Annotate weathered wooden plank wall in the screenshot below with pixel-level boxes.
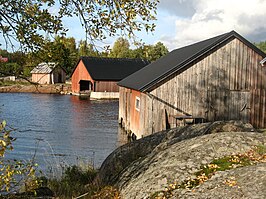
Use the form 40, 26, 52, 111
119, 87, 130, 130
146, 38, 265, 133
251, 89, 266, 128
119, 38, 266, 136
95, 81, 119, 92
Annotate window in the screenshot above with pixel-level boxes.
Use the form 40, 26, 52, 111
135, 97, 140, 111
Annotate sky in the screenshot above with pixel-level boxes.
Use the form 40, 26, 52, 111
1, 0, 266, 52
62, 0, 266, 51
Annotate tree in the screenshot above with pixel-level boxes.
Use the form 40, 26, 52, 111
78, 40, 100, 57
0, 0, 159, 51
255, 41, 266, 53
0, 120, 40, 193
33, 37, 74, 75
128, 42, 169, 61
0, 49, 28, 77
109, 37, 131, 58
147, 42, 169, 62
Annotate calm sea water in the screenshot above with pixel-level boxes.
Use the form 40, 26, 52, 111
0, 93, 125, 177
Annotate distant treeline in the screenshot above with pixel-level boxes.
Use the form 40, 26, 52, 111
0, 37, 168, 78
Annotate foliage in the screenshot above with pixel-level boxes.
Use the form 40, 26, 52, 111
0, 0, 159, 51
108, 38, 169, 61
34, 37, 73, 75
0, 121, 40, 194
255, 41, 266, 53
0, 36, 169, 78
90, 186, 121, 199
46, 164, 122, 199
47, 165, 98, 198
151, 146, 266, 199
147, 42, 169, 62
78, 40, 100, 57
0, 49, 28, 77
109, 37, 131, 58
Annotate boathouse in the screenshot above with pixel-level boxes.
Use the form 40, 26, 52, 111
71, 56, 149, 98
31, 62, 66, 84
118, 31, 266, 138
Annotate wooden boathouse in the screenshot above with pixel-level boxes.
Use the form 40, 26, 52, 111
118, 31, 266, 138
71, 56, 149, 98
31, 62, 66, 84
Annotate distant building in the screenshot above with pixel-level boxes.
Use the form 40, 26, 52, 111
71, 56, 149, 98
118, 31, 266, 138
31, 62, 66, 84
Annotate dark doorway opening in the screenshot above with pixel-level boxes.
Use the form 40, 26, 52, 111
79, 80, 93, 91
58, 73, 63, 83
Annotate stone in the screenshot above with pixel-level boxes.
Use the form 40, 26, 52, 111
95, 121, 266, 199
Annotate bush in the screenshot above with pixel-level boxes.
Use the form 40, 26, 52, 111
0, 120, 40, 195
47, 165, 98, 198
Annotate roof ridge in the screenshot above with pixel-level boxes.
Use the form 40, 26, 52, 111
119, 30, 265, 92
80, 56, 147, 62
139, 31, 233, 91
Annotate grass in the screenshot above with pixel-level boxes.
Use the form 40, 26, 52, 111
0, 80, 31, 86
151, 145, 266, 199
258, 129, 266, 134
1, 163, 120, 199
45, 165, 97, 198
41, 165, 120, 199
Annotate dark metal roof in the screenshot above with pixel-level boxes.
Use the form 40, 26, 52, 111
118, 30, 266, 92
72, 56, 149, 81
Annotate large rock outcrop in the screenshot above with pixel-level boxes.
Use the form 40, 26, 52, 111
96, 121, 266, 198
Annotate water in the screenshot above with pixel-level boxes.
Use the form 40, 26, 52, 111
0, 93, 126, 177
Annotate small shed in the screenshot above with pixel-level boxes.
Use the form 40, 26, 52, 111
71, 56, 149, 95
31, 62, 66, 84
118, 31, 266, 138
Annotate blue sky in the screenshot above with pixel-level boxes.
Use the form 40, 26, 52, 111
1, 0, 266, 51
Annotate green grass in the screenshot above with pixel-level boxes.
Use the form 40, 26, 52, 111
46, 165, 98, 199
0, 80, 31, 86
254, 145, 266, 155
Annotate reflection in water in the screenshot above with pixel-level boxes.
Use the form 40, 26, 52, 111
0, 93, 127, 177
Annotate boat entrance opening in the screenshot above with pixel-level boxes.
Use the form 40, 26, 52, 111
79, 80, 93, 91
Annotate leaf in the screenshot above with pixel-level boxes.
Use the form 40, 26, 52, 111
2, 120, 6, 128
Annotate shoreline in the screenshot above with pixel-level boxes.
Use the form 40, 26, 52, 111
0, 84, 72, 94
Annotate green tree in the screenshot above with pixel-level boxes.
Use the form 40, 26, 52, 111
35, 37, 73, 75
78, 40, 100, 57
109, 37, 131, 58
58, 37, 79, 73
129, 42, 169, 61
0, 49, 28, 77
255, 41, 266, 53
0, 0, 159, 51
147, 42, 169, 62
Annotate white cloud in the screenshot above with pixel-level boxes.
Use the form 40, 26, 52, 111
158, 0, 266, 50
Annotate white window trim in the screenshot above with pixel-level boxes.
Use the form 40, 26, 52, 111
135, 96, 140, 111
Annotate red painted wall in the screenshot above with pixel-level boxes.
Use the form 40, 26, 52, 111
129, 89, 141, 137
71, 60, 94, 93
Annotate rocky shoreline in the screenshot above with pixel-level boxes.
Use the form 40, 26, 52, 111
96, 121, 266, 199
0, 84, 71, 94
